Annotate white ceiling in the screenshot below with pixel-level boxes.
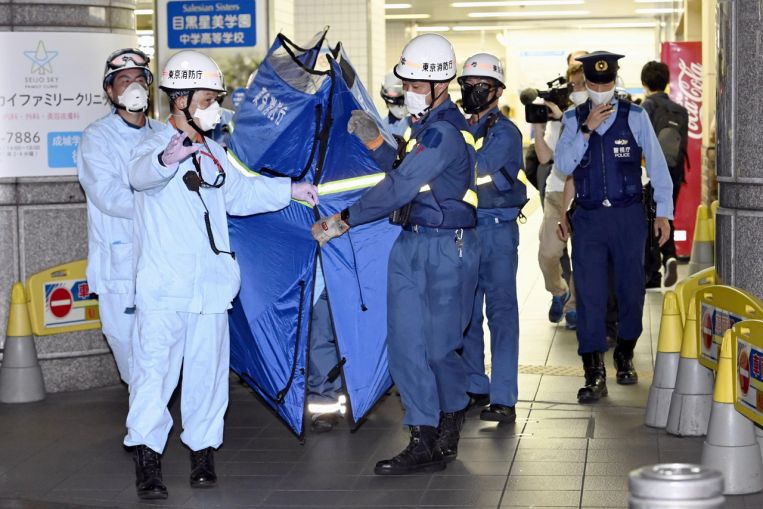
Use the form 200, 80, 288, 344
384, 0, 684, 27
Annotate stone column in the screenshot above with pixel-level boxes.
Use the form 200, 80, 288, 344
0, 0, 136, 391
715, 0, 763, 298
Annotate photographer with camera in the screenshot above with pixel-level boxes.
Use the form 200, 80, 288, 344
555, 51, 673, 405
530, 62, 588, 330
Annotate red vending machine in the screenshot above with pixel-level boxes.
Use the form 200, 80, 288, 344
661, 41, 703, 258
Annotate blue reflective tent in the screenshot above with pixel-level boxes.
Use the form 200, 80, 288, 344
226, 29, 399, 439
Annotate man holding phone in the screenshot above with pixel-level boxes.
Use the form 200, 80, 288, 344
554, 51, 673, 404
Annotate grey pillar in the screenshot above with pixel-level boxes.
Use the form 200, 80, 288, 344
0, 0, 136, 391
715, 0, 763, 299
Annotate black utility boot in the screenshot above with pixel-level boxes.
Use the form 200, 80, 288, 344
190, 447, 217, 488
613, 338, 638, 385
480, 404, 516, 423
134, 445, 168, 500
577, 352, 608, 404
436, 408, 466, 463
374, 425, 446, 475
467, 392, 490, 408
311, 413, 339, 433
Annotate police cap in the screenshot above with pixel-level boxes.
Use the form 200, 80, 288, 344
575, 51, 624, 84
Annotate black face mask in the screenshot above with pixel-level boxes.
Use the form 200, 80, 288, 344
460, 82, 498, 114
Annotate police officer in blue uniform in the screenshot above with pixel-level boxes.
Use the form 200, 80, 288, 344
312, 33, 479, 474
555, 51, 673, 403
458, 53, 526, 423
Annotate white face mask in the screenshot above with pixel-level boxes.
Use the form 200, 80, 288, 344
193, 101, 222, 131
586, 85, 615, 106
388, 104, 408, 120
404, 90, 431, 118
117, 82, 148, 112
569, 90, 588, 106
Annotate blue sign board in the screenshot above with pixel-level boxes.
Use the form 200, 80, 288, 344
47, 131, 81, 168
167, 0, 256, 49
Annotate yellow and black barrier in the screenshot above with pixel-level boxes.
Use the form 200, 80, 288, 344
700, 324, 763, 494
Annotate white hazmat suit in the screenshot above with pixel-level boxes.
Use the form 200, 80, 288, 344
77, 113, 163, 383
124, 124, 292, 453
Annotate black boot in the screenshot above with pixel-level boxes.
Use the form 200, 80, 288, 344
613, 338, 638, 385
436, 409, 466, 463
577, 352, 608, 404
467, 392, 490, 408
134, 445, 168, 500
374, 425, 446, 475
480, 404, 516, 423
190, 447, 217, 488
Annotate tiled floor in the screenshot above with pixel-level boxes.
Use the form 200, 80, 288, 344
1, 207, 762, 508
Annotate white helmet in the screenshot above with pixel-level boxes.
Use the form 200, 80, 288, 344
394, 34, 456, 82
380, 72, 404, 105
460, 53, 505, 87
159, 50, 225, 92
103, 48, 153, 88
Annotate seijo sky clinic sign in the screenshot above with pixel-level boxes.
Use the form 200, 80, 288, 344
0, 33, 135, 177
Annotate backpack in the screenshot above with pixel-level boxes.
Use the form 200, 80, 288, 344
645, 94, 689, 172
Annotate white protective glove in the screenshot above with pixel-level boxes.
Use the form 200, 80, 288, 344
161, 132, 199, 167
291, 182, 319, 206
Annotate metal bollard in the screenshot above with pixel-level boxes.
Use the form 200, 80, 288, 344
629, 463, 724, 508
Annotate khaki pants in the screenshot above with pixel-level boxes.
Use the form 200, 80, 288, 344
538, 191, 576, 311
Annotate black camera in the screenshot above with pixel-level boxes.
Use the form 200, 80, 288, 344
520, 77, 571, 124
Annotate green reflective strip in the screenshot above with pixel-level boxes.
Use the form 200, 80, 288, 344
227, 150, 260, 177
463, 189, 478, 208
318, 173, 385, 195
476, 175, 493, 186
420, 184, 431, 192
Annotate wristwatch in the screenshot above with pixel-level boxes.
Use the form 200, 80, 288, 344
580, 123, 591, 134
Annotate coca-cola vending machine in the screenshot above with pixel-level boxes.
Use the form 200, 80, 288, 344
660, 41, 703, 258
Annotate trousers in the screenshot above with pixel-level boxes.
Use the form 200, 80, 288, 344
386, 228, 479, 427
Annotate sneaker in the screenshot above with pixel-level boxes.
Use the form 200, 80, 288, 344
565, 309, 577, 330
548, 292, 569, 323
663, 257, 678, 287
645, 276, 661, 290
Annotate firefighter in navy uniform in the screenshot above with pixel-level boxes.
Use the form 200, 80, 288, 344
311, 33, 479, 474
458, 53, 526, 423
555, 51, 673, 404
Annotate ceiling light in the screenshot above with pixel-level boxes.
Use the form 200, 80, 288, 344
385, 3, 412, 8
468, 10, 590, 17
577, 22, 657, 28
416, 26, 451, 31
385, 13, 432, 19
134, 8, 153, 15
452, 1, 583, 6
635, 8, 683, 13
452, 25, 515, 30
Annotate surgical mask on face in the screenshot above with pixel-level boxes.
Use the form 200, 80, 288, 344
117, 82, 148, 112
388, 104, 408, 120
404, 90, 431, 118
193, 101, 222, 132
586, 86, 615, 106
569, 90, 588, 106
